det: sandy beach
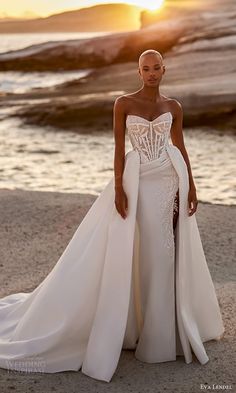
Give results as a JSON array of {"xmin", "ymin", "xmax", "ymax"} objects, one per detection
[{"xmin": 0, "ymin": 188, "xmax": 235, "ymax": 392}]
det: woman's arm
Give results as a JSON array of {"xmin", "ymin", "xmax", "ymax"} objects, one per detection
[
  {"xmin": 113, "ymin": 96, "xmax": 128, "ymax": 219},
  {"xmin": 170, "ymin": 100, "xmax": 198, "ymax": 216}
]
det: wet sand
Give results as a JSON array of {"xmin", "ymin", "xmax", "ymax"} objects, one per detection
[{"xmin": 0, "ymin": 188, "xmax": 235, "ymax": 392}]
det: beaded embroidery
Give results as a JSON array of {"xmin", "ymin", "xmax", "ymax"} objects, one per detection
[
  {"xmin": 158, "ymin": 167, "xmax": 179, "ymax": 260},
  {"xmin": 126, "ymin": 112, "xmax": 173, "ymax": 164},
  {"xmin": 126, "ymin": 112, "xmax": 179, "ymax": 258}
]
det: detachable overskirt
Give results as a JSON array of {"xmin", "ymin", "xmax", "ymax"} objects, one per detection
[{"xmin": 0, "ymin": 145, "xmax": 225, "ymax": 382}]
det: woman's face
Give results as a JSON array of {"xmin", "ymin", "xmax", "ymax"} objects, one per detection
[{"xmin": 138, "ymin": 54, "xmax": 165, "ymax": 87}]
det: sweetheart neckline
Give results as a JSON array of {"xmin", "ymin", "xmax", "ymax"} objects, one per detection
[{"xmin": 126, "ymin": 111, "xmax": 172, "ymax": 124}]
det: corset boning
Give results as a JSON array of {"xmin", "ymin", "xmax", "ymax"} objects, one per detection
[{"xmin": 126, "ymin": 115, "xmax": 172, "ymax": 164}]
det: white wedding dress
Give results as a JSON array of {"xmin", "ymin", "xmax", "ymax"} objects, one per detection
[{"xmin": 0, "ymin": 112, "xmax": 225, "ymax": 382}]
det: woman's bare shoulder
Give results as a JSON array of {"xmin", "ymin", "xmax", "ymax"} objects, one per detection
[
  {"xmin": 165, "ymin": 97, "xmax": 183, "ymax": 111},
  {"xmin": 113, "ymin": 93, "xmax": 137, "ymax": 113},
  {"xmin": 161, "ymin": 94, "xmax": 182, "ymax": 105},
  {"xmin": 114, "ymin": 93, "xmax": 138, "ymax": 103},
  {"xmin": 162, "ymin": 96, "xmax": 183, "ymax": 119}
]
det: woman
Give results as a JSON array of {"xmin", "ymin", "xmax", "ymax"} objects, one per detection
[
  {"xmin": 114, "ymin": 49, "xmax": 198, "ymax": 362},
  {"xmin": 114, "ymin": 49, "xmax": 197, "ymax": 221},
  {"xmin": 0, "ymin": 49, "xmax": 224, "ymax": 383}
]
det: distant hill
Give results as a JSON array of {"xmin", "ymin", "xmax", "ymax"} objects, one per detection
[{"xmin": 0, "ymin": 3, "xmax": 142, "ymax": 33}]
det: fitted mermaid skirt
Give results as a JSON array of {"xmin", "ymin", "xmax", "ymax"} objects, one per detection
[
  {"xmin": 122, "ymin": 150, "xmax": 180, "ymax": 363},
  {"xmin": 136, "ymin": 154, "xmax": 179, "ymax": 361}
]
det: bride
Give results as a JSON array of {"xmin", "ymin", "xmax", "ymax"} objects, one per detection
[{"xmin": 0, "ymin": 49, "xmax": 224, "ymax": 383}]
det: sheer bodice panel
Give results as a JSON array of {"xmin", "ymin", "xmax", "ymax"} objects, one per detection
[{"xmin": 126, "ymin": 112, "xmax": 173, "ymax": 164}]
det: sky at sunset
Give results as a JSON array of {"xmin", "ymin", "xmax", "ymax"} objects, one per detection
[{"xmin": 0, "ymin": 0, "xmax": 165, "ymax": 18}]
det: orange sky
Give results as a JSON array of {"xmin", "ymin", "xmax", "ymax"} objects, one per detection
[{"xmin": 0, "ymin": 0, "xmax": 164, "ymax": 18}]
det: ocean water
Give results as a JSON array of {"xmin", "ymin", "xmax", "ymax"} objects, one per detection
[
  {"xmin": 0, "ymin": 32, "xmax": 109, "ymax": 93},
  {"xmin": 0, "ymin": 111, "xmax": 235, "ymax": 205},
  {"xmin": 0, "ymin": 32, "xmax": 110, "ymax": 54},
  {"xmin": 0, "ymin": 33, "xmax": 235, "ymax": 204}
]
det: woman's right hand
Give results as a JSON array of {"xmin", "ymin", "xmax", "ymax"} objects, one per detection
[{"xmin": 115, "ymin": 186, "xmax": 128, "ymax": 219}]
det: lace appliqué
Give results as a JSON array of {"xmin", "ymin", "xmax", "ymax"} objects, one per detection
[
  {"xmin": 156, "ymin": 167, "xmax": 179, "ymax": 261},
  {"xmin": 127, "ymin": 121, "xmax": 170, "ymax": 163}
]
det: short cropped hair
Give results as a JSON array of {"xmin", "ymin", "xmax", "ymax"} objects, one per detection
[{"xmin": 138, "ymin": 49, "xmax": 163, "ymax": 68}]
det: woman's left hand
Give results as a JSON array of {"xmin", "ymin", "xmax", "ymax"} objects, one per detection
[{"xmin": 188, "ymin": 186, "xmax": 198, "ymax": 216}]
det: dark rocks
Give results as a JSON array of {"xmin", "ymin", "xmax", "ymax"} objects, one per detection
[
  {"xmin": 1, "ymin": 0, "xmax": 236, "ymax": 131},
  {"xmin": 0, "ymin": 20, "xmax": 189, "ymax": 71}
]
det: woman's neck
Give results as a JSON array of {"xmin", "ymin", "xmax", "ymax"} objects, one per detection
[{"xmin": 138, "ymin": 86, "xmax": 162, "ymax": 102}]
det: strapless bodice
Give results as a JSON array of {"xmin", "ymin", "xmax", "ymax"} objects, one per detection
[{"xmin": 126, "ymin": 112, "xmax": 173, "ymax": 164}]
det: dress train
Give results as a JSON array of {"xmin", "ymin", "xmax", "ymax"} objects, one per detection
[{"xmin": 0, "ymin": 144, "xmax": 225, "ymax": 382}]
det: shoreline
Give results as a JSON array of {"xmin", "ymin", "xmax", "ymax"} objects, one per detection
[
  {"xmin": 0, "ymin": 186, "xmax": 235, "ymax": 207},
  {"xmin": 1, "ymin": 58, "xmax": 235, "ymax": 132}
]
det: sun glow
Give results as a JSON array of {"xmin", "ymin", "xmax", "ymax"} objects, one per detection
[
  {"xmin": 134, "ymin": 0, "xmax": 165, "ymax": 11},
  {"xmin": 0, "ymin": 1, "xmax": 166, "ymax": 19}
]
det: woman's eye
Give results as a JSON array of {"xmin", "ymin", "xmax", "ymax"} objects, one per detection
[{"xmin": 143, "ymin": 68, "xmax": 160, "ymax": 71}]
